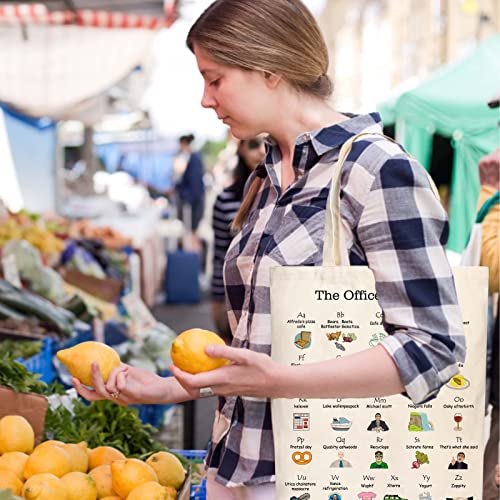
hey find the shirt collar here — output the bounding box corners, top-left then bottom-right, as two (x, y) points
(264, 112), (384, 176)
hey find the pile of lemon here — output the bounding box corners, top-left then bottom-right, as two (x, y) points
(0, 416), (185, 500)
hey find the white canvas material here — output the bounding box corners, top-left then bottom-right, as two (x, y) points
(270, 133), (488, 499)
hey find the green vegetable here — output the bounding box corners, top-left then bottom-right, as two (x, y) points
(0, 339), (42, 360)
(0, 351), (47, 393)
(0, 302), (27, 322)
(44, 399), (172, 458)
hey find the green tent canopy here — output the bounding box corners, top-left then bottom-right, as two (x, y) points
(378, 35), (500, 252)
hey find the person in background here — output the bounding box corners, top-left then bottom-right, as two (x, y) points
(478, 147), (500, 500)
(211, 137), (266, 343)
(175, 134), (206, 252)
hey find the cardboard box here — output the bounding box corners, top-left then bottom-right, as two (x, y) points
(60, 268), (122, 303)
(0, 385), (48, 444)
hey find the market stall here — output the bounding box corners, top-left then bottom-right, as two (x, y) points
(378, 34), (500, 253)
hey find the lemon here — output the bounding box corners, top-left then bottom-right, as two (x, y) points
(0, 415), (34, 454)
(56, 341), (121, 387)
(22, 473), (67, 500)
(60, 471), (97, 500)
(171, 328), (229, 374)
(146, 452), (186, 489)
(88, 446), (125, 470)
(88, 465), (118, 498)
(127, 481), (176, 500)
(24, 444), (72, 479)
(110, 458), (158, 498)
(0, 451), (29, 480)
(64, 442), (89, 473)
(0, 469), (23, 496)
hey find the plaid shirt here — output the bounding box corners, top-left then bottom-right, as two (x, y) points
(206, 112), (465, 487)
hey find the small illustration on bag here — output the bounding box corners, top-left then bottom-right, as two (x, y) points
(446, 373), (470, 390)
(453, 412), (464, 431)
(367, 412), (389, 432)
(291, 451), (312, 465)
(289, 494), (310, 500)
(448, 451), (468, 469)
(418, 493), (432, 500)
(368, 332), (387, 347)
(330, 416), (352, 431)
(383, 496), (408, 500)
(408, 412), (435, 431)
(328, 494), (344, 500)
(329, 451), (352, 468)
(293, 413), (310, 431)
(357, 492), (376, 499)
(294, 331), (312, 349)
(370, 450), (388, 469)
(411, 451), (430, 469)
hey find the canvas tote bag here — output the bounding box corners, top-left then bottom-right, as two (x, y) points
(270, 133), (489, 500)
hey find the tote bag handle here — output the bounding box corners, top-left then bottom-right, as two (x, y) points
(323, 132), (440, 266)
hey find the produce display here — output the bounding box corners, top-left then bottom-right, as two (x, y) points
(67, 221), (131, 250)
(0, 340), (42, 361)
(0, 352), (47, 394)
(0, 415), (184, 499)
(56, 342), (121, 387)
(171, 328), (229, 374)
(0, 280), (75, 338)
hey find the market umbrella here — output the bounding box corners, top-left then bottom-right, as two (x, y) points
(0, 1), (177, 121)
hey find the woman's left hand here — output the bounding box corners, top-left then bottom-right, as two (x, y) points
(169, 344), (284, 399)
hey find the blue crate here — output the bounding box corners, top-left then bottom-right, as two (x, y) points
(132, 403), (175, 428)
(103, 320), (129, 346)
(56, 323), (93, 351)
(17, 337), (55, 383)
(171, 449), (207, 500)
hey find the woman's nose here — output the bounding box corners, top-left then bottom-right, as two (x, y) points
(201, 86), (216, 109)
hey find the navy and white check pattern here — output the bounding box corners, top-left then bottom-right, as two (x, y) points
(206, 112), (466, 487)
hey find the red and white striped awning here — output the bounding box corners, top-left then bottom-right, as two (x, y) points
(0, 2), (177, 29)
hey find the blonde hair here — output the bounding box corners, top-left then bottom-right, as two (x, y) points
(187, 0), (333, 231)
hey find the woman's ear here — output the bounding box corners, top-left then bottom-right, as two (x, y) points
(263, 71), (281, 89)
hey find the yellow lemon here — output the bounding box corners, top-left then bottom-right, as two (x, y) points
(56, 341), (121, 387)
(88, 447), (126, 470)
(0, 469), (23, 496)
(35, 440), (65, 452)
(24, 444), (72, 479)
(0, 415), (34, 454)
(0, 451), (29, 480)
(146, 452), (186, 490)
(171, 328), (229, 374)
(110, 459), (158, 498)
(88, 465), (118, 498)
(127, 481), (176, 500)
(64, 442), (89, 472)
(60, 471), (97, 500)
(22, 473), (67, 500)
(100, 497), (121, 500)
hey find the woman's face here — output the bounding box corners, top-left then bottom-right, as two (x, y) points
(194, 45), (277, 139)
(239, 138), (266, 169)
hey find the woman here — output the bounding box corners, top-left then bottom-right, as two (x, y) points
(175, 134), (205, 252)
(73, 1), (465, 498)
(211, 137), (266, 343)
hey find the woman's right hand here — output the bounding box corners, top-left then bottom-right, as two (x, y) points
(72, 362), (165, 406)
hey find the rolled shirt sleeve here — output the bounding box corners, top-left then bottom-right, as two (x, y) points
(357, 154), (466, 404)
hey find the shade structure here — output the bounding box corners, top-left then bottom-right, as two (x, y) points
(379, 35), (500, 253)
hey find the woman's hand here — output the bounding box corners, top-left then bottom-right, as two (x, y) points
(169, 344), (283, 399)
(72, 363), (166, 406)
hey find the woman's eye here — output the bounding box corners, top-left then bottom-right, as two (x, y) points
(210, 79), (220, 87)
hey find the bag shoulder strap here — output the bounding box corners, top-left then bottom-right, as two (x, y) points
(324, 132), (440, 266)
(476, 191), (500, 224)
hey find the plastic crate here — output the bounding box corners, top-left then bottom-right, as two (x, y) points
(132, 403), (174, 428)
(17, 337), (55, 383)
(171, 450), (207, 500)
(56, 323), (93, 351)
